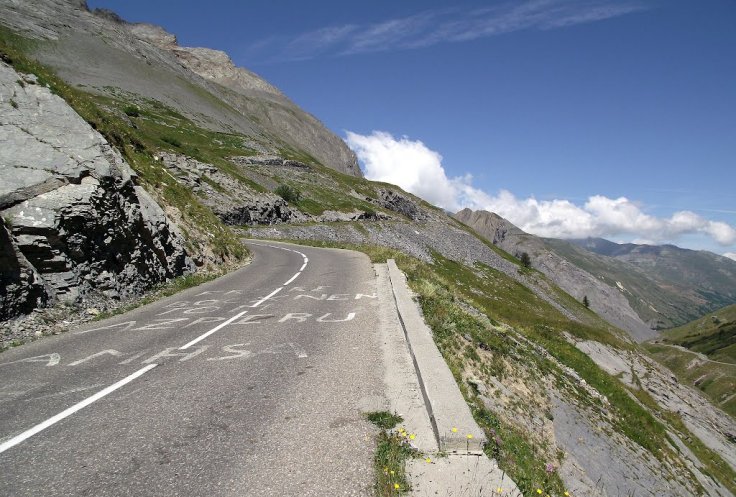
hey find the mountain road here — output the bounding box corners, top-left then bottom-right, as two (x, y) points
(0, 241), (386, 496)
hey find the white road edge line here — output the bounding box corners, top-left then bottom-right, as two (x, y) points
(179, 310), (249, 350)
(246, 242), (309, 302)
(0, 364), (158, 455)
(251, 286), (283, 308)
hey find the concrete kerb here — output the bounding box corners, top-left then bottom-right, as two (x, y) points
(375, 263), (438, 454)
(378, 260), (522, 497)
(385, 259), (486, 454)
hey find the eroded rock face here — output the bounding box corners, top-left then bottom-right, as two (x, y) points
(0, 61), (193, 319)
(156, 152), (307, 226)
(375, 189), (427, 221)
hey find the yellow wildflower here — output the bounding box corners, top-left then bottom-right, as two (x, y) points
(451, 427), (458, 433)
(536, 490), (542, 495)
(409, 433), (416, 440)
(467, 434), (474, 439)
(394, 483), (400, 489)
(425, 457), (432, 463)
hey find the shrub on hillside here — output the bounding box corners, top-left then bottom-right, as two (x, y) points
(275, 184), (301, 203)
(123, 105), (140, 117)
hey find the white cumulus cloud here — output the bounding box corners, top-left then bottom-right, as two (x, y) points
(345, 130), (464, 210)
(345, 130), (736, 248)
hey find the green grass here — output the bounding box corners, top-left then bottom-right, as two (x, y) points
(365, 411), (417, 496)
(421, 254), (666, 452)
(661, 303), (736, 364)
(647, 304), (736, 420)
(365, 411), (404, 430)
(408, 251), (736, 494)
(475, 404), (566, 496)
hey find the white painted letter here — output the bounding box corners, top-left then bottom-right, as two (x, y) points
(75, 321), (136, 335)
(208, 343), (253, 361)
(0, 353), (60, 367)
(69, 350), (123, 366)
(183, 306), (220, 315)
(317, 312), (356, 323)
(134, 318), (189, 330)
(143, 346), (208, 363)
(279, 313), (312, 323)
(233, 314), (274, 325)
(184, 316), (226, 328)
(294, 294), (327, 300)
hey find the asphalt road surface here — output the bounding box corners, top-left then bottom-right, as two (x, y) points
(0, 241), (386, 496)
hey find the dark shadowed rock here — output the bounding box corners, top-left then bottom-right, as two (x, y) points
(374, 189), (427, 221)
(0, 61), (193, 319)
(0, 219), (49, 318)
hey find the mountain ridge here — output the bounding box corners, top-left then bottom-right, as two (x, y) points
(454, 207), (656, 341)
(455, 208), (736, 334)
(0, 0), (361, 177)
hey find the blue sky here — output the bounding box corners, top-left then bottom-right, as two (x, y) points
(88, 0), (736, 257)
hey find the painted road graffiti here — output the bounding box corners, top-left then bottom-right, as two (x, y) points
(0, 342), (309, 372)
(0, 244), (376, 456)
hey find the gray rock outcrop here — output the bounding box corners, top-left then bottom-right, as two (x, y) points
(0, 60), (192, 320)
(373, 188), (427, 221)
(157, 152), (307, 226)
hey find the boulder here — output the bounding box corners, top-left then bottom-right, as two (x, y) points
(375, 189), (427, 221)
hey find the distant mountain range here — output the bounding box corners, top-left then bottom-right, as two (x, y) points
(455, 209), (736, 336)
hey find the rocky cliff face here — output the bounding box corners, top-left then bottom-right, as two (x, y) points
(0, 60), (192, 320)
(454, 208), (657, 341)
(0, 0), (361, 177)
(157, 152), (308, 226)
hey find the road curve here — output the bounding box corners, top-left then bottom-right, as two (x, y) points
(0, 241), (385, 496)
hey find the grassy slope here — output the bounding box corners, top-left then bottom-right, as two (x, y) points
(662, 303), (736, 364)
(644, 303), (736, 419)
(545, 239), (736, 330)
(273, 241), (736, 496)
(544, 239), (696, 329)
